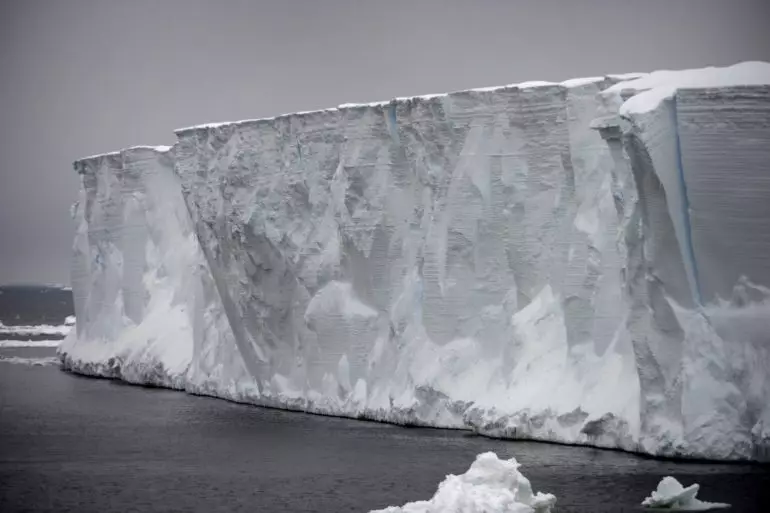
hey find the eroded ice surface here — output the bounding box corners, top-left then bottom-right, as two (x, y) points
(370, 452), (555, 513)
(61, 62), (770, 461)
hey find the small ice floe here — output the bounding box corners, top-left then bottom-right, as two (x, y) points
(370, 452), (555, 513)
(642, 476), (730, 511)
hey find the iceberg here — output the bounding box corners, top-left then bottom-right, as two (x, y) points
(369, 452), (555, 513)
(60, 61), (770, 461)
(641, 476), (729, 511)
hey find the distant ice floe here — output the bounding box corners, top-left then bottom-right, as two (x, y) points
(642, 477), (730, 511)
(0, 321), (73, 337)
(370, 452), (555, 513)
(0, 356), (61, 366)
(0, 339), (62, 348)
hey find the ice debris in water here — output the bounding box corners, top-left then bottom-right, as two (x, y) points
(370, 452), (555, 513)
(641, 476), (730, 511)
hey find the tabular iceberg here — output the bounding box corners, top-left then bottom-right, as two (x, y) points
(59, 61), (770, 461)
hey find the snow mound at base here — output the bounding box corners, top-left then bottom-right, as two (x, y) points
(370, 452), (555, 513)
(642, 476), (729, 511)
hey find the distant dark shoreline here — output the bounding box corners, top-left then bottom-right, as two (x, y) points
(0, 285), (74, 326)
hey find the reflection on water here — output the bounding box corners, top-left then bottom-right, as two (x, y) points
(0, 352), (768, 513)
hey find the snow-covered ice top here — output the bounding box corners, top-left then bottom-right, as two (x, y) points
(370, 452), (555, 513)
(173, 72), (642, 133)
(605, 61), (770, 115)
(74, 145), (172, 166)
(641, 477), (729, 511)
(175, 62), (770, 135)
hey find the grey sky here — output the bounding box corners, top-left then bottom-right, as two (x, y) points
(1, 0), (769, 285)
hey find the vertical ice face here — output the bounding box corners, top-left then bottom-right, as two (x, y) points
(171, 79), (641, 448)
(63, 62), (770, 461)
(675, 86), (770, 460)
(601, 63), (770, 460)
(60, 146), (246, 393)
(676, 86), (770, 302)
(69, 151), (122, 342)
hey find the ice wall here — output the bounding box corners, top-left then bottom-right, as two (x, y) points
(595, 64), (770, 460)
(172, 77), (641, 448)
(60, 146), (251, 398)
(61, 62), (770, 461)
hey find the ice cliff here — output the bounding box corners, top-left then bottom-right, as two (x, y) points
(60, 62), (770, 461)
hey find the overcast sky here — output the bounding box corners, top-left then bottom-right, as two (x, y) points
(1, 0), (769, 285)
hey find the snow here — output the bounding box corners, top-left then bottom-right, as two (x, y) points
(604, 61), (770, 115)
(62, 61), (770, 461)
(370, 452), (555, 513)
(75, 146), (171, 163)
(641, 477), (729, 511)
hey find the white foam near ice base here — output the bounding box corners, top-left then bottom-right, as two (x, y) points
(60, 61), (770, 462)
(370, 452), (555, 513)
(641, 477), (729, 511)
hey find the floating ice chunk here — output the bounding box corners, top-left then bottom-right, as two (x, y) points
(641, 476), (730, 511)
(370, 452), (555, 513)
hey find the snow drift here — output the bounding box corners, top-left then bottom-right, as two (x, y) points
(60, 61), (770, 461)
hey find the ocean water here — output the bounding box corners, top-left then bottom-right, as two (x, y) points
(1, 347), (768, 513)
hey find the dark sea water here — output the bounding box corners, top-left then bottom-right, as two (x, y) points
(1, 347), (768, 513)
(0, 286), (73, 326)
